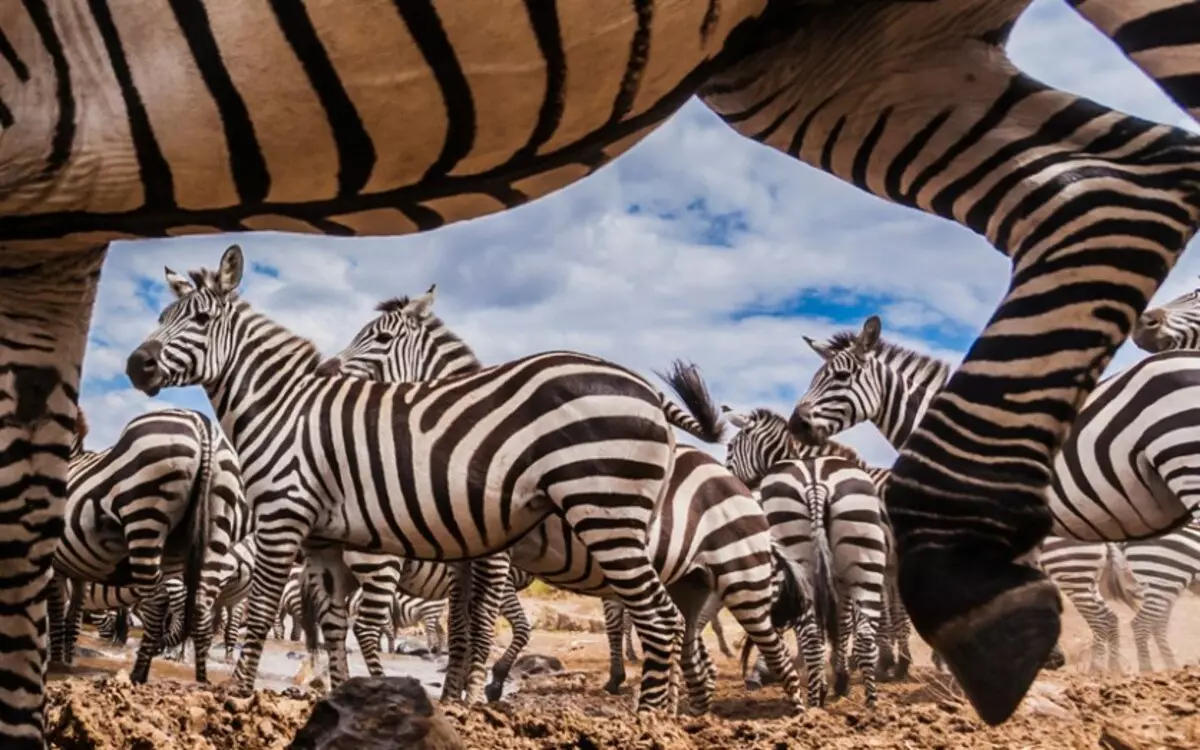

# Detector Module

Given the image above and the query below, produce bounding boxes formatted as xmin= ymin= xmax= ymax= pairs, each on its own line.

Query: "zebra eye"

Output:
xmin=375 ymin=331 xmax=394 ymax=344
xmin=194 ymin=311 xmax=211 ymax=325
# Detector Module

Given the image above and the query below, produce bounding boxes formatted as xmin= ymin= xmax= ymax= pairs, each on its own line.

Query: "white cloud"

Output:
xmin=81 ymin=1 xmax=1200 ymax=477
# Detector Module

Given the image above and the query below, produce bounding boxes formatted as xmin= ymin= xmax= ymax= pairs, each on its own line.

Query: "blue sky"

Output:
xmin=82 ymin=1 xmax=1200 ymax=467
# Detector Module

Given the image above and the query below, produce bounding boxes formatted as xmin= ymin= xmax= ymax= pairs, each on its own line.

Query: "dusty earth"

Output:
xmin=45 ymin=593 xmax=1200 ymax=749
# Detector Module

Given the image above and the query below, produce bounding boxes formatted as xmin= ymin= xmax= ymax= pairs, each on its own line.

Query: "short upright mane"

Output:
xmin=746 ymin=407 xmax=868 ymax=468
xmin=187 ymin=268 xmax=239 ymax=298
xmin=823 ymin=329 xmax=951 ymax=383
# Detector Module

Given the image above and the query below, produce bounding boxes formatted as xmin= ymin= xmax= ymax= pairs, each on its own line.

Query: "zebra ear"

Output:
xmin=410 ymin=284 xmax=437 ymax=317
xmin=856 ymin=315 xmax=882 ymax=355
xmin=216 ymin=244 xmax=245 ymax=295
xmin=721 ymin=405 xmax=750 ymax=429
xmin=164 ymin=266 xmax=194 ymax=300
xmin=803 ymin=335 xmax=833 ymax=361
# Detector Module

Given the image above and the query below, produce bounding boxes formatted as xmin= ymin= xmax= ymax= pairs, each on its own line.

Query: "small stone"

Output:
xmin=1100 ymin=725 xmax=1146 ymax=750
xmin=289 ymin=675 xmax=464 ymax=750
xmin=1165 ymin=700 xmax=1198 ymax=716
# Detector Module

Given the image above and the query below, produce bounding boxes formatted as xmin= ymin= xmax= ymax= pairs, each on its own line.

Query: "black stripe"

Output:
xmin=512 ymin=0 xmax=566 ymax=161
xmin=389 ymin=0 xmax=475 ymax=179
xmin=87 ymin=0 xmax=176 ymax=206
xmin=0 ymin=26 xmax=29 ymax=80
xmin=0 ymin=96 xmax=11 ymax=129
xmin=1111 ymin=3 xmax=1200 ymax=54
xmin=1159 ymin=72 xmax=1200 ymax=109
xmin=268 ymin=0 xmax=375 ymax=197
xmin=701 ymin=0 xmax=720 ymax=43
xmin=609 ymin=0 xmax=654 ymax=125
xmin=166 ymin=0 xmax=270 ymax=204
xmin=23 ymin=0 xmax=75 ymax=181
xmin=850 ymin=108 xmax=891 ymax=190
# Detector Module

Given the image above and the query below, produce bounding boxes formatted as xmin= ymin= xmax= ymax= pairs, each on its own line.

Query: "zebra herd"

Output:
xmin=55 ymin=243 xmax=1200 ymax=726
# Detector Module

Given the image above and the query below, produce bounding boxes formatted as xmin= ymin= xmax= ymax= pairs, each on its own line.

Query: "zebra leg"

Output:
xmin=351 ymin=594 xmax=393 ymax=678
xmin=1067 ymin=587 xmax=1121 ymax=673
xmin=1149 ymin=597 xmax=1178 ymax=670
xmin=484 ymin=571 xmax=533 ymax=702
xmin=680 ymin=627 xmax=716 ymax=715
xmin=225 ymin=601 xmax=247 ymax=663
xmin=0 ymin=245 xmax=104 ymax=747
xmin=705 ymin=4 xmax=1200 ymax=724
xmin=831 ymin=599 xmax=854 ymax=698
xmin=441 ymin=566 xmax=471 ymax=701
xmin=623 ymin=608 xmax=638 ymax=663
xmin=850 ymin=606 xmax=880 ymax=708
xmin=130 ymin=585 xmax=173 ymax=683
xmin=886 ymin=579 xmax=914 ymax=681
xmin=46 ymin=576 xmax=69 ymax=666
xmin=463 ymin=557 xmax=508 ymax=704
xmin=231 ymin=524 xmax=306 ymax=692
xmin=421 ymin=603 xmax=445 ymax=655
xmin=695 ymin=596 xmax=732 ymax=660
xmin=796 ymin=611 xmax=828 ymax=708
xmin=63 ymin=578 xmax=89 ymax=667
xmin=601 ymin=598 xmax=628 ymax=694
xmin=306 ymin=551 xmax=357 ymax=691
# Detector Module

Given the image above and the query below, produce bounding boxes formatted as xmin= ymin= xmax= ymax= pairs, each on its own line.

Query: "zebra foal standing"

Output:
xmin=318 ymin=287 xmax=809 ymax=712
xmin=125 ymin=245 xmax=698 ymax=711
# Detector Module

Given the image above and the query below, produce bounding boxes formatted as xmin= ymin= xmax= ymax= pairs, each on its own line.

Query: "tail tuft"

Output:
xmin=655 ymin=359 xmax=726 ymax=443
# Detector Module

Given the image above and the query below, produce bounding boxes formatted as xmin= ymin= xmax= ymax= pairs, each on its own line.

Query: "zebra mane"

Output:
xmin=822 ymin=329 xmax=951 ymax=386
xmin=187 ymin=268 xmax=239 ymax=299
xmin=375 ymin=296 xmax=413 ymax=313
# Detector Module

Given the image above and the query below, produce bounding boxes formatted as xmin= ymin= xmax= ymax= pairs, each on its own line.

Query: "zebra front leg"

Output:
xmin=1149 ymin=601 xmax=1178 ymax=671
xmin=304 ymin=549 xmax=357 ymax=691
xmin=230 ymin=525 xmax=306 ymax=693
xmin=705 ymin=3 xmax=1200 ymax=725
xmin=441 ymin=565 xmax=471 ymax=701
xmin=622 ymin=608 xmax=638 ymax=663
xmin=225 ymin=601 xmax=247 ymax=663
xmin=680 ymin=628 xmax=716 ymax=715
xmin=0 ymin=245 xmax=105 ymax=747
xmin=351 ymin=595 xmax=393 ymax=678
xmin=601 ymin=598 xmax=629 ymax=695
xmin=463 ymin=557 xmax=509 ymax=704
xmin=709 ymin=614 xmax=733 ymax=660
xmin=485 ymin=570 xmax=533 ymax=702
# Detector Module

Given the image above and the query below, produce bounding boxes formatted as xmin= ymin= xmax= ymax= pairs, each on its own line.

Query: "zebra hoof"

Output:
xmin=743 ymin=678 xmax=762 ymax=692
xmin=894 ymin=656 xmax=912 ymax=681
xmin=1044 ymin=646 xmax=1066 ymax=671
xmin=833 ymin=670 xmax=850 ymax=698
xmin=901 ymin=549 xmax=1062 ymax=727
xmin=484 ymin=682 xmax=504 ymax=702
xmin=604 ymin=679 xmax=623 ymax=695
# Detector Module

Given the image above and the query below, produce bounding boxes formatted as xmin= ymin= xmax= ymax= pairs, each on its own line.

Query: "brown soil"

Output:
xmin=44 ymin=594 xmax=1200 ymax=749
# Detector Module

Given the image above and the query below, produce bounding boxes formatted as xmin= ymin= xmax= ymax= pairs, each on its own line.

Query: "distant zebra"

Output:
xmin=720 ymin=405 xmax=912 ymax=684
xmin=274 ymin=568 xmax=306 ymax=643
xmin=1134 ymin=281 xmax=1200 ymax=353
xmin=127 ymin=246 xmax=705 ymax=711
xmin=49 ymin=407 xmax=248 ymax=683
xmin=318 ymin=286 xmax=808 ymax=711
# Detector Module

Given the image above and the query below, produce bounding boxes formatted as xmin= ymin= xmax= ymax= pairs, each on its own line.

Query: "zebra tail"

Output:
xmin=1099 ymin=544 xmax=1143 ymax=611
xmin=810 ymin=508 xmax=841 ymax=648
xmin=740 ymin=545 xmax=815 ymax=680
xmin=654 ymin=359 xmax=726 ymax=443
xmin=181 ymin=417 xmax=217 ymax=649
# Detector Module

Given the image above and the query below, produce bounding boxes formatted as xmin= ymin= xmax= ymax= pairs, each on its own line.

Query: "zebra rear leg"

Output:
xmin=601 ymin=598 xmax=629 ymax=695
xmin=485 ymin=570 xmax=533 ymax=702
xmin=463 ymin=557 xmax=509 ymax=704
xmin=130 ymin=585 xmax=173 ymax=684
xmin=230 ymin=530 xmax=308 ymax=693
xmin=47 ymin=576 xmax=71 ymax=666
xmin=850 ymin=607 xmax=881 ymax=708
xmin=831 ymin=599 xmax=854 ymax=699
xmin=351 ymin=594 xmax=393 ymax=678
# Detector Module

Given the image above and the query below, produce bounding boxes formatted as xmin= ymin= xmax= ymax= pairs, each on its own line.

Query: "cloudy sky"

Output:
xmin=82 ymin=0 xmax=1200 ymax=468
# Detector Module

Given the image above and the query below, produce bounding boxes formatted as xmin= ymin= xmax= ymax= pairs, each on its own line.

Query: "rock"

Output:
xmin=1165 ymin=700 xmax=1198 ymax=716
xmin=510 ymin=654 xmax=565 ymax=678
xmin=1100 ymin=725 xmax=1150 ymax=750
xmin=288 ymin=675 xmax=464 ymax=750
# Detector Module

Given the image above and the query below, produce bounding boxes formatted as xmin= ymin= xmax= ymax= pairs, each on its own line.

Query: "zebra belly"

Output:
xmin=0 ymin=0 xmax=772 ymax=250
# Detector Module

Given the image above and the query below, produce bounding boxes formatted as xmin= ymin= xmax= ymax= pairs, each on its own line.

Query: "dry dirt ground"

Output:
xmin=45 ymin=592 xmax=1200 ymax=749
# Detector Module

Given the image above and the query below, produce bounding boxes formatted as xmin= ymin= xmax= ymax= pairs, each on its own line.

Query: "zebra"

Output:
xmin=124 ymin=245 xmax=730 ymax=712
xmin=599 ymin=585 xmax=733 ymax=667
xmin=317 ymin=287 xmax=809 ymax=712
xmin=1 ymin=4 xmax=1199 ymax=738
xmin=720 ymin=405 xmax=913 ymax=683
xmin=274 ymin=568 xmax=306 ymax=643
xmin=49 ymin=407 xmax=249 ymax=684
xmin=787 ymin=318 xmax=1200 ymax=661
xmin=347 ymin=588 xmax=447 ymax=656
xmin=1134 ymin=280 xmax=1200 ymax=352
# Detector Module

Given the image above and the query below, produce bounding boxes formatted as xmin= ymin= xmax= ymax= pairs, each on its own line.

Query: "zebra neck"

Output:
xmin=206 ymin=308 xmax=322 ymax=448
xmin=873 ymin=366 xmax=948 ymax=450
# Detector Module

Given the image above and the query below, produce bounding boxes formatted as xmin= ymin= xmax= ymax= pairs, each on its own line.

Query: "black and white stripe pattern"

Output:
xmin=49 ymin=407 xmax=249 ymax=684
xmin=126 ymin=245 xmax=700 ymax=711
xmin=0 ymin=2 xmax=1198 ymax=737
xmin=320 ymin=289 xmax=808 ymax=712
xmin=1134 ymin=280 xmax=1200 ymax=352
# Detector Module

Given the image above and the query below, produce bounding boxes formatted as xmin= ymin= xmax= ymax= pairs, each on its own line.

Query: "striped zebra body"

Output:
xmin=388 ymin=594 xmax=447 ymax=655
xmin=49 ymin=408 xmax=248 ymax=684
xmin=0 ymin=1 xmax=1197 ymax=738
xmin=274 ymin=566 xmax=306 ymax=643
xmin=320 ymin=291 xmax=806 ymax=712
xmin=127 ymin=247 xmax=692 ymax=711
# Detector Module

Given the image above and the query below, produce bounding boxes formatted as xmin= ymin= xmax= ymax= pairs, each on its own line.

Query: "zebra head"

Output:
xmin=1133 ymin=279 xmax=1200 ymax=353
xmin=721 ymin=405 xmax=791 ymax=488
xmin=788 ymin=315 xmax=885 ymax=445
xmin=126 ymin=244 xmax=245 ymax=396
xmin=318 ymin=284 xmax=481 ymax=382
